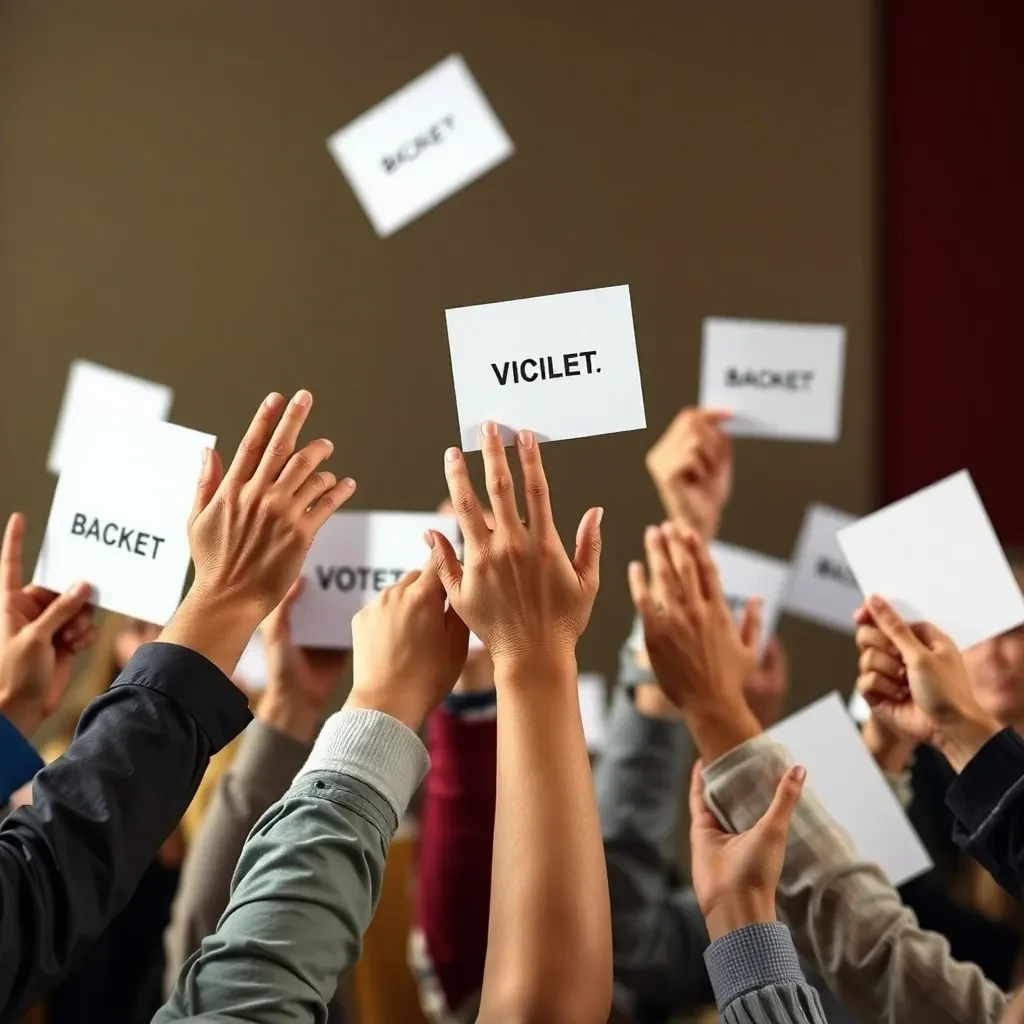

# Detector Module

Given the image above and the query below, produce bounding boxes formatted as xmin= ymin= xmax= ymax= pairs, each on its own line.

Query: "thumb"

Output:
xmin=189 ymin=447 xmax=223 ymax=526
xmin=738 ymin=597 xmax=763 ymax=652
xmin=867 ymin=594 xmax=927 ymax=661
xmin=912 ymin=620 xmax=956 ymax=652
xmin=33 ymin=582 xmax=93 ymax=639
xmin=755 ymin=765 xmax=806 ymax=843
xmin=573 ymin=507 xmax=604 ymax=589
xmin=425 ymin=530 xmax=463 ymax=602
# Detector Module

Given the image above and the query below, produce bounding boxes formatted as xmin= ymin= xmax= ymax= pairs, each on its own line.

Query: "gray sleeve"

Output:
xmin=163 ymin=718 xmax=313 ymax=994
xmin=155 ymin=708 xmax=429 ymax=1024
xmin=593 ymin=653 xmax=714 ymax=1018
xmin=706 ymin=922 xmax=829 ymax=1024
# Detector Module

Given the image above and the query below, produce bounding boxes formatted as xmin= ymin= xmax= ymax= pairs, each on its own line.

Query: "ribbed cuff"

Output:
xmin=296 ymin=708 xmax=429 ymax=820
xmin=234 ymin=719 xmax=312 ymax=800
xmin=0 ymin=713 xmax=44 ymax=802
xmin=704 ymin=921 xmax=805 ymax=1010
xmin=946 ymin=727 xmax=1024 ymax=835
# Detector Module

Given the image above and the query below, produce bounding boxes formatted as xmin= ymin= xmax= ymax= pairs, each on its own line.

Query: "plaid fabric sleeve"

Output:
xmin=701 ymin=735 xmax=1007 ymax=1024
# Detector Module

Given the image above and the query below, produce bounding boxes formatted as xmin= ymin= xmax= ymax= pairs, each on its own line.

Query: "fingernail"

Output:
xmin=644 ymin=524 xmax=659 ymax=542
xmin=201 ymin=447 xmax=211 ymax=466
xmin=517 ymin=428 xmax=534 ymax=449
xmin=71 ymin=581 xmax=91 ymax=598
xmin=869 ymin=594 xmax=884 ymax=611
xmin=264 ymin=392 xmax=283 ymax=409
xmin=595 ymin=507 xmax=604 ymax=526
xmin=320 ymin=438 xmax=334 ymax=450
xmin=423 ymin=530 xmax=435 ymax=549
xmin=791 ymin=765 xmax=807 ymax=783
xmin=342 ymin=477 xmax=356 ymax=489
xmin=293 ymin=389 xmax=312 ymax=408
xmin=445 ymin=447 xmax=461 ymax=464
xmin=660 ymin=521 xmax=675 ymax=537
xmin=482 ymin=421 xmax=498 ymax=437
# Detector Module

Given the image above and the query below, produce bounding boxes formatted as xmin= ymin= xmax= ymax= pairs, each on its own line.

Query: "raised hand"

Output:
xmin=690 ymin=759 xmax=805 ymax=940
xmin=0 ymin=513 xmax=96 ymax=736
xmin=428 ymin=424 xmax=612 ymax=1024
xmin=855 ymin=594 xmax=1000 ymax=770
xmin=258 ymin=578 xmax=349 ymax=742
xmin=161 ymin=390 xmax=356 ymax=677
xmin=427 ymin=423 xmax=602 ymax=675
xmin=347 ymin=562 xmax=468 ymax=731
xmin=645 ymin=408 xmax=733 ymax=540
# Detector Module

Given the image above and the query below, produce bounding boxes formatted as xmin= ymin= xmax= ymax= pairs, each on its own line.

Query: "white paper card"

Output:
xmin=446 ymin=285 xmax=646 ymax=450
xmin=236 ymin=631 xmax=269 ymax=693
xmin=34 ymin=418 xmax=213 ymax=625
xmin=292 ymin=512 xmax=460 ymax=648
xmin=327 ymin=54 xmax=514 ymax=237
xmin=848 ymin=688 xmax=871 ymax=725
xmin=768 ymin=692 xmax=932 ymax=885
xmin=48 ymin=360 xmax=173 ymax=475
xmin=699 ymin=318 xmax=846 ymax=442
xmin=837 ymin=470 xmax=1024 ymax=650
xmin=709 ymin=541 xmax=790 ymax=654
xmin=578 ymin=673 xmax=608 ymax=753
xmin=783 ymin=504 xmax=860 ymax=633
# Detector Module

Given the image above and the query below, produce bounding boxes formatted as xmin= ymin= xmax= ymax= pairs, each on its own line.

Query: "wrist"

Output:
xmin=256 ymin=695 xmax=323 ymax=744
xmin=492 ymin=650 xmax=578 ymax=690
xmin=704 ymin=894 xmax=776 ymax=942
xmin=682 ymin=698 xmax=762 ymax=763
xmin=159 ymin=587 xmax=263 ymax=681
xmin=861 ymin=716 xmax=917 ymax=772
xmin=345 ymin=686 xmax=428 ymax=733
xmin=934 ymin=713 xmax=1002 ymax=773
xmin=0 ymin=694 xmax=41 ymax=739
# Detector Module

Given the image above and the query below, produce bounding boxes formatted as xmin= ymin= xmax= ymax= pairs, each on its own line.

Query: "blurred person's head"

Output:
xmin=962 ymin=555 xmax=1024 ymax=728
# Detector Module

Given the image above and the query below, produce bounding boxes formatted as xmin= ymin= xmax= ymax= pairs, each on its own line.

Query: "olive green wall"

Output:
xmin=0 ymin=0 xmax=878 ymax=709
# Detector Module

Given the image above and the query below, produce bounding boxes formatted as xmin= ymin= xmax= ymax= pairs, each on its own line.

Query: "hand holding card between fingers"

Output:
xmin=0 ymin=512 xmax=97 ymax=736
xmin=855 ymin=594 xmax=999 ymax=771
xmin=428 ymin=424 xmax=602 ymax=683
xmin=645 ymin=408 xmax=733 ymax=541
xmin=161 ymin=390 xmax=356 ymax=678
xmin=690 ymin=760 xmax=805 ymax=940
xmin=347 ymin=563 xmax=469 ymax=731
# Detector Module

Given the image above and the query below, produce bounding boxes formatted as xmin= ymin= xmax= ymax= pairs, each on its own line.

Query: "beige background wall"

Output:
xmin=0 ymin=0 xmax=878 ymax=709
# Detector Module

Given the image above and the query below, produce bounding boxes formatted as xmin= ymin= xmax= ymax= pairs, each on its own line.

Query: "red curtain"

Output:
xmin=885 ymin=0 xmax=1024 ymax=542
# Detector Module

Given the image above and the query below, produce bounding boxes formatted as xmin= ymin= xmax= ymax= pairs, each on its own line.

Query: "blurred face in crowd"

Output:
xmin=114 ymin=618 xmax=161 ymax=671
xmin=961 ymin=563 xmax=1024 ymax=728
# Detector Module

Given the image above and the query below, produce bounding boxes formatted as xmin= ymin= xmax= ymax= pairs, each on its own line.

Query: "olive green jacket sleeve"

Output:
xmin=154 ymin=707 xmax=429 ymax=1024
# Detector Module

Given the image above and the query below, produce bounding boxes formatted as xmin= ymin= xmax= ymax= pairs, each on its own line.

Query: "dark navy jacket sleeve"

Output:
xmin=0 ymin=714 xmax=44 ymax=804
xmin=0 ymin=641 xmax=251 ymax=1022
xmin=946 ymin=727 xmax=1024 ymax=901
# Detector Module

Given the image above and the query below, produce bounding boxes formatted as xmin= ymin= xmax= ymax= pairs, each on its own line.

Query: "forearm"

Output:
xmin=595 ymin=687 xmax=713 ymax=1013
xmin=163 ymin=718 xmax=312 ymax=991
xmin=478 ymin=660 xmax=612 ymax=1024
xmin=702 ymin=736 xmax=1007 ymax=1024
xmin=157 ymin=708 xmax=428 ymax=1024
xmin=0 ymin=643 xmax=250 ymax=1019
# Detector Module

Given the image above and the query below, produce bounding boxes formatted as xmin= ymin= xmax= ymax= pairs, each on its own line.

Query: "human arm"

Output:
xmin=428 ymin=424 xmax=612 ymax=1024
xmin=594 ymin=666 xmax=714 ymax=1018
xmin=701 ymin=735 xmax=1007 ymax=1024
xmin=691 ymin=760 xmax=830 ymax=1024
xmin=159 ymin=525 xmax=469 ymax=1023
